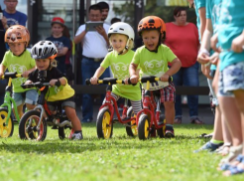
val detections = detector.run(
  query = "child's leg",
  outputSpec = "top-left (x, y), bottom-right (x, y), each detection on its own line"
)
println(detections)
top-left (130, 100), bottom-right (142, 115)
top-left (25, 89), bottom-right (38, 111)
top-left (65, 106), bottom-right (82, 132)
top-left (163, 101), bottom-right (175, 125)
top-left (14, 104), bottom-right (24, 118)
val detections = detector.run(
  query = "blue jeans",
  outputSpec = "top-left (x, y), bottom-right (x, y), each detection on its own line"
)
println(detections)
top-left (173, 62), bottom-right (199, 119)
top-left (81, 57), bottom-right (110, 121)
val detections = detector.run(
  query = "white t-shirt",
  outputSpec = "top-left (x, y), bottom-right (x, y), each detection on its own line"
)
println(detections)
top-left (75, 21), bottom-right (110, 58)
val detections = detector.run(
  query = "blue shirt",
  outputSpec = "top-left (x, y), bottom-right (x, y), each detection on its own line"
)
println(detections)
top-left (218, 0), bottom-right (244, 71)
top-left (206, 0), bottom-right (223, 70)
top-left (46, 36), bottom-right (71, 74)
top-left (194, 0), bottom-right (206, 41)
top-left (3, 10), bottom-right (27, 26)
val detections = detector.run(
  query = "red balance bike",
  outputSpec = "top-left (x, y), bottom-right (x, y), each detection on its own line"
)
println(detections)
top-left (86, 78), bottom-right (137, 139)
top-left (135, 76), bottom-right (174, 140)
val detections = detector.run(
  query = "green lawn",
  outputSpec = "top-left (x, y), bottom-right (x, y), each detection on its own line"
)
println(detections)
top-left (0, 124), bottom-right (242, 181)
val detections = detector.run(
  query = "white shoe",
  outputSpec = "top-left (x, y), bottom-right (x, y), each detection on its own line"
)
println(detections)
top-left (71, 132), bottom-right (83, 140)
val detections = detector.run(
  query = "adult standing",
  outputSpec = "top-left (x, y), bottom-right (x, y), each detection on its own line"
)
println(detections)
top-left (1, 0), bottom-right (27, 28)
top-left (164, 7), bottom-right (202, 124)
top-left (74, 4), bottom-right (110, 123)
top-left (97, 1), bottom-right (109, 22)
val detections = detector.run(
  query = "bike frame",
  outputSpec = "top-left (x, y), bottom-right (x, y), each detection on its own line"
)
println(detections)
top-left (136, 91), bottom-right (164, 130)
top-left (0, 78), bottom-right (20, 126)
top-left (99, 86), bottom-right (135, 126)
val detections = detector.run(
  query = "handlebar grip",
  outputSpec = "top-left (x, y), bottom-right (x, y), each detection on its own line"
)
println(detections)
top-left (85, 79), bottom-right (91, 85)
top-left (21, 83), bottom-right (33, 89)
top-left (128, 78), bottom-right (137, 86)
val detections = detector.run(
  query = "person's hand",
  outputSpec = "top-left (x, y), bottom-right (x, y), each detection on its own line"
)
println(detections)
top-left (202, 64), bottom-right (213, 79)
top-left (231, 33), bottom-right (244, 53)
top-left (24, 80), bottom-right (32, 85)
top-left (1, 17), bottom-right (8, 28)
top-left (130, 75), bottom-right (139, 84)
top-left (96, 26), bottom-right (106, 36)
top-left (197, 50), bottom-right (210, 64)
top-left (124, 77), bottom-right (129, 85)
top-left (50, 79), bottom-right (58, 86)
top-left (160, 74), bottom-right (170, 82)
top-left (209, 52), bottom-right (219, 65)
top-left (22, 71), bottom-right (29, 78)
top-left (90, 76), bottom-right (98, 85)
top-left (211, 33), bottom-right (221, 53)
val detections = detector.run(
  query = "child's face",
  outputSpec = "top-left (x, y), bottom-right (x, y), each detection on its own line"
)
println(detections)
top-left (8, 42), bottom-right (26, 56)
top-left (142, 30), bottom-right (160, 51)
top-left (51, 23), bottom-right (64, 36)
top-left (35, 59), bottom-right (50, 70)
top-left (110, 34), bottom-right (128, 53)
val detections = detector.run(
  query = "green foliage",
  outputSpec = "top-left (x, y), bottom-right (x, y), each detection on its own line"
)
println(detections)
top-left (0, 124), bottom-right (243, 181)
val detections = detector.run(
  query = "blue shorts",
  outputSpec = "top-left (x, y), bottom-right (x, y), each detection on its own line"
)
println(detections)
top-left (13, 89), bottom-right (38, 107)
top-left (217, 62), bottom-right (244, 97)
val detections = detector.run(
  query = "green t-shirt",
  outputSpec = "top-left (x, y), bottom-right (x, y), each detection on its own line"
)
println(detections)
top-left (2, 50), bottom-right (36, 93)
top-left (101, 50), bottom-right (141, 101)
top-left (132, 44), bottom-right (177, 91)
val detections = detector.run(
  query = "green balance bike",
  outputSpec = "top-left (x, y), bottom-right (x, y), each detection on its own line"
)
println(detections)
top-left (0, 72), bottom-right (22, 138)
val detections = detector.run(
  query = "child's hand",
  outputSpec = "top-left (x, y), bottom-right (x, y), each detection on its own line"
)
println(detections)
top-left (209, 52), bottom-right (219, 65)
top-left (130, 75), bottom-right (139, 84)
top-left (49, 79), bottom-right (58, 86)
top-left (90, 77), bottom-right (98, 85)
top-left (22, 71), bottom-right (29, 78)
top-left (24, 80), bottom-right (33, 85)
top-left (201, 64), bottom-right (212, 80)
top-left (160, 74), bottom-right (170, 82)
top-left (197, 50), bottom-right (210, 65)
top-left (231, 34), bottom-right (244, 53)
top-left (124, 78), bottom-right (129, 85)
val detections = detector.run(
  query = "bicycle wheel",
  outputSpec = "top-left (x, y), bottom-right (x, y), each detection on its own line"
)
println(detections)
top-left (0, 108), bottom-right (14, 138)
top-left (58, 118), bottom-right (73, 140)
top-left (125, 106), bottom-right (138, 137)
top-left (138, 114), bottom-right (150, 140)
top-left (19, 110), bottom-right (47, 141)
top-left (96, 107), bottom-right (113, 139)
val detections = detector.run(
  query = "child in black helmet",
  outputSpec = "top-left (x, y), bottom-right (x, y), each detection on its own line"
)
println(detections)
top-left (24, 40), bottom-right (83, 140)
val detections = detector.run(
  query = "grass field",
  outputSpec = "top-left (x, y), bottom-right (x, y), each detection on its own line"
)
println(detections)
top-left (0, 123), bottom-right (242, 181)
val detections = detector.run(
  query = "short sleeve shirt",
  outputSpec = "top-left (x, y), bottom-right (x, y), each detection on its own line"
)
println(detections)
top-left (28, 68), bottom-right (75, 102)
top-left (101, 50), bottom-right (141, 101)
top-left (2, 50), bottom-right (35, 92)
top-left (3, 10), bottom-right (27, 26)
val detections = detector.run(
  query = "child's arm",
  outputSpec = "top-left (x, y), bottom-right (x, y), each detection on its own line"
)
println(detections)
top-left (231, 30), bottom-right (244, 53)
top-left (22, 67), bottom-right (36, 78)
top-left (49, 77), bottom-right (67, 87)
top-left (0, 64), bottom-right (6, 78)
top-left (90, 66), bottom-right (106, 84)
top-left (161, 58), bottom-right (181, 82)
top-left (57, 47), bottom-right (69, 57)
top-left (129, 63), bottom-right (139, 84)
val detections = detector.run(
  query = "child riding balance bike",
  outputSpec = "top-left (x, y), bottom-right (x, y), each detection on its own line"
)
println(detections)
top-left (89, 22), bottom-right (142, 139)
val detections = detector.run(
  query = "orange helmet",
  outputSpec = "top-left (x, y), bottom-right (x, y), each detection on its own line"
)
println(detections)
top-left (138, 16), bottom-right (166, 39)
top-left (5, 25), bottom-right (30, 46)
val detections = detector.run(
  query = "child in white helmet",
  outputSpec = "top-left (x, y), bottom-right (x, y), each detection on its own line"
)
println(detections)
top-left (90, 22), bottom-right (142, 118)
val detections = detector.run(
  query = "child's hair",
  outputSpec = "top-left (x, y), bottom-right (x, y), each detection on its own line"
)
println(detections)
top-left (4, 25), bottom-right (30, 46)
top-left (31, 40), bottom-right (58, 68)
top-left (109, 34), bottom-right (134, 50)
top-left (108, 22), bottom-right (135, 50)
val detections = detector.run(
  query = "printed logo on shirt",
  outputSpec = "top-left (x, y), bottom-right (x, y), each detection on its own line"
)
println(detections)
top-left (111, 62), bottom-right (129, 80)
top-left (52, 41), bottom-right (64, 51)
top-left (220, 1), bottom-right (232, 26)
top-left (6, 18), bottom-right (19, 26)
top-left (143, 59), bottom-right (166, 75)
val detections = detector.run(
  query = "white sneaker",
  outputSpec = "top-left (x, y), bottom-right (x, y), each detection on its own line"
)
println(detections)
top-left (71, 132), bottom-right (83, 140)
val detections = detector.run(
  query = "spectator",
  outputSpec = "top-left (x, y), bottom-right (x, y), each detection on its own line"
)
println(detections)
top-left (46, 17), bottom-right (71, 76)
top-left (110, 17), bottom-right (121, 25)
top-left (97, 1), bottom-right (109, 22)
top-left (74, 4), bottom-right (110, 123)
top-left (164, 7), bottom-right (202, 124)
top-left (1, 0), bottom-right (27, 28)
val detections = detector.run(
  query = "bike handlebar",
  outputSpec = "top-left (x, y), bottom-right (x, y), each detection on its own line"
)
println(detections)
top-left (1, 72), bottom-right (22, 79)
top-left (21, 81), bottom-right (60, 89)
top-left (86, 77), bottom-right (125, 85)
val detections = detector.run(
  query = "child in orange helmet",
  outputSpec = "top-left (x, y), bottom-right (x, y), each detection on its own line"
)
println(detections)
top-left (0, 25), bottom-right (38, 118)
top-left (129, 16), bottom-right (181, 137)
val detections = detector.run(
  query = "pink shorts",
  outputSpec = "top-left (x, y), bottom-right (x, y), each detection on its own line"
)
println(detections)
top-left (142, 83), bottom-right (175, 103)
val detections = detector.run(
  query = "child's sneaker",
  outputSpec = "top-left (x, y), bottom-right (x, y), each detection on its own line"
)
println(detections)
top-left (165, 124), bottom-right (174, 138)
top-left (71, 132), bottom-right (83, 140)
top-left (194, 141), bottom-right (223, 153)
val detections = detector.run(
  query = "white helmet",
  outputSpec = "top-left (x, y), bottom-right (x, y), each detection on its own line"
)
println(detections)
top-left (31, 40), bottom-right (58, 59)
top-left (108, 22), bottom-right (134, 49)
